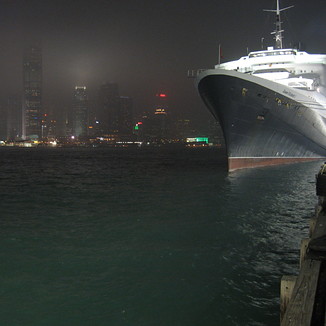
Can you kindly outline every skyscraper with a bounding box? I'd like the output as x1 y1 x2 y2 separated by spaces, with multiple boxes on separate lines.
118 96 133 139
97 83 133 139
137 93 170 143
22 44 42 140
97 82 120 134
7 95 22 140
72 86 88 138
0 103 6 141
152 93 170 142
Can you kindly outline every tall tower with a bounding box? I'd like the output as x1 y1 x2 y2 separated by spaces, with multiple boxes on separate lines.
72 86 88 138
22 44 42 140
97 82 120 134
7 95 22 140
118 96 133 139
153 93 169 142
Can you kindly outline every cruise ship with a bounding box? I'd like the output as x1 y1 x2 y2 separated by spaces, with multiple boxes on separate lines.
196 1 326 171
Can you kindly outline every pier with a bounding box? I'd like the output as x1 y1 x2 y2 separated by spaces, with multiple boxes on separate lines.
280 165 326 325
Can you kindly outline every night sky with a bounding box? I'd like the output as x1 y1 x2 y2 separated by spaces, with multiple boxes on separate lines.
0 0 325 124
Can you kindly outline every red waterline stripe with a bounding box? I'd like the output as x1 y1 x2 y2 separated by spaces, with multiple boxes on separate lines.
228 157 324 172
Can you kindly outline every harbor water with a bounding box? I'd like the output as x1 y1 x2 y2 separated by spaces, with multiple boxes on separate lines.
0 147 320 325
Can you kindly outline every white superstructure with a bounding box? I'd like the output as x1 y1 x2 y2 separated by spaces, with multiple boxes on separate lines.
218 48 326 93
214 0 326 119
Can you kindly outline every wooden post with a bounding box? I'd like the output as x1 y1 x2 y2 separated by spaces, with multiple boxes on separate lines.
315 203 323 217
281 260 321 325
300 238 310 267
309 217 317 238
280 275 297 322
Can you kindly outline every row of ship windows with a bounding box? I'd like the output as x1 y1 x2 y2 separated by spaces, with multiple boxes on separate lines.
256 62 290 65
249 50 296 58
291 70 314 74
254 64 315 74
241 88 304 113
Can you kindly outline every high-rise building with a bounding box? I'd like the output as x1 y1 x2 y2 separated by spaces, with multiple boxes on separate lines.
7 95 22 140
22 44 42 140
97 82 120 134
0 103 6 141
96 82 134 140
175 118 192 141
136 93 170 143
119 96 133 139
72 86 88 138
151 93 170 142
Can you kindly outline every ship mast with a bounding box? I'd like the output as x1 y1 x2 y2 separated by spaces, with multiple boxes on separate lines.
264 0 294 49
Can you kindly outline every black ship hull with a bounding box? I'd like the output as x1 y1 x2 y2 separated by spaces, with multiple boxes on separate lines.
197 70 326 171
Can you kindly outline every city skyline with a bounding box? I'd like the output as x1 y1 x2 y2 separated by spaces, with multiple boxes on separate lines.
0 0 325 124
2 61 223 144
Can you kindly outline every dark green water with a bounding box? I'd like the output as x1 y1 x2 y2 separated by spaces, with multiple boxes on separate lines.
0 147 320 325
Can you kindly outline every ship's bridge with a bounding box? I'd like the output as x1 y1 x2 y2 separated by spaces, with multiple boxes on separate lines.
217 48 326 79
217 48 300 72
216 47 326 92
248 49 297 58
218 48 301 72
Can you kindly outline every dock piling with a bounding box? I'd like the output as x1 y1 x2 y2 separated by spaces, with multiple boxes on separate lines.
280 275 297 322
280 164 326 325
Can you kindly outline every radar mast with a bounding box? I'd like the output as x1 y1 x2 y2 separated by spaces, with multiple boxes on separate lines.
264 0 294 49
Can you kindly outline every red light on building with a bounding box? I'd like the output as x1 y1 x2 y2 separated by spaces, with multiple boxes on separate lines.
157 93 167 98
